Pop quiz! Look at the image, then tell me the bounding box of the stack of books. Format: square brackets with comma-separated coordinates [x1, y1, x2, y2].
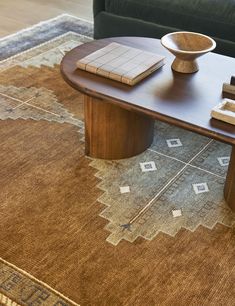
[76, 42, 165, 85]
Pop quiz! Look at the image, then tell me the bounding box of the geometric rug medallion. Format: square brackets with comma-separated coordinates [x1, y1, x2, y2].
[0, 14, 235, 306]
[93, 132, 234, 245]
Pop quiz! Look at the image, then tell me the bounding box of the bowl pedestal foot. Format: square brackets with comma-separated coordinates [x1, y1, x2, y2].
[171, 58, 199, 74]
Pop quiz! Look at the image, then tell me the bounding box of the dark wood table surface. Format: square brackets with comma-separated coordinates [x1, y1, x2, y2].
[61, 36, 235, 145]
[61, 37, 235, 211]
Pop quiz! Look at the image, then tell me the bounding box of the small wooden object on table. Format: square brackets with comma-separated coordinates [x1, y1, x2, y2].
[223, 75, 235, 96]
[161, 31, 216, 73]
[211, 99, 235, 125]
[61, 37, 235, 212]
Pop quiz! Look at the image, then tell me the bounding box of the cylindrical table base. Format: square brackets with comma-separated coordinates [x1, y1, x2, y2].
[84, 96, 154, 160]
[224, 146, 235, 212]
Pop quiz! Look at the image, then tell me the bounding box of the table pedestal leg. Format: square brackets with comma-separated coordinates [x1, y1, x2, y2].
[224, 145, 235, 212]
[84, 95, 154, 160]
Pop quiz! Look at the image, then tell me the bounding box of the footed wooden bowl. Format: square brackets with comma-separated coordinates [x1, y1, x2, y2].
[161, 31, 216, 73]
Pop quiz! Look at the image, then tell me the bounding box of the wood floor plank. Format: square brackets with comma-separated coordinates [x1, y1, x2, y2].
[0, 0, 93, 37]
[0, 15, 32, 37]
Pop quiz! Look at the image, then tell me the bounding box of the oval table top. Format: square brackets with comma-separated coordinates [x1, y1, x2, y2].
[61, 36, 235, 145]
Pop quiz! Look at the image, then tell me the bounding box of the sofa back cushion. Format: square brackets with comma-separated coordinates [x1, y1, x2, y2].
[105, 0, 235, 41]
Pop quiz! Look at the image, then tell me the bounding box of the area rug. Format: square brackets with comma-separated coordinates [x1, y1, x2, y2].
[0, 14, 235, 306]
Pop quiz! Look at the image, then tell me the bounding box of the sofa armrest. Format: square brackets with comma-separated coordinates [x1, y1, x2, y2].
[93, 0, 106, 18]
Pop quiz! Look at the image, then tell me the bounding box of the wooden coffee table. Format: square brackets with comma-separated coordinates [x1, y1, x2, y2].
[61, 37, 235, 211]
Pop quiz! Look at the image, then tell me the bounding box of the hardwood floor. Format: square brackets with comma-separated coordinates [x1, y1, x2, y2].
[0, 0, 93, 37]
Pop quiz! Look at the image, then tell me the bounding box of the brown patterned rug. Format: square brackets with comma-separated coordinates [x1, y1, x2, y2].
[0, 15, 235, 306]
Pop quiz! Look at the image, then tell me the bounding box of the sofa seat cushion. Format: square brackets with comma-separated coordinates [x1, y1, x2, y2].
[105, 0, 235, 41]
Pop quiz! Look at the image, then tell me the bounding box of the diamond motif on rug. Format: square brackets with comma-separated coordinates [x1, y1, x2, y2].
[140, 161, 157, 172]
[166, 138, 182, 148]
[217, 156, 230, 167]
[193, 182, 209, 194]
[172, 209, 182, 217]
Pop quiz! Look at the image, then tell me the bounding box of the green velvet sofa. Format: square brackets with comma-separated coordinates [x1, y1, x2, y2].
[93, 0, 235, 57]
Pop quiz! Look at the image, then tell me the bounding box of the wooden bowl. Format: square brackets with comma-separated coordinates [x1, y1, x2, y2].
[161, 31, 216, 73]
